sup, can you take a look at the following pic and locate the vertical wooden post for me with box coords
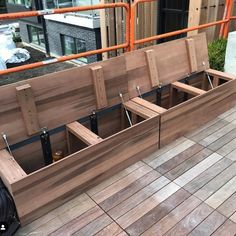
[16,84,40,136]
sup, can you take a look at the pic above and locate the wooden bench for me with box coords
[131,97,167,114]
[0,150,27,194]
[66,122,103,153]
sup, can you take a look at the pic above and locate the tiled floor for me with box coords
[16,106,236,236]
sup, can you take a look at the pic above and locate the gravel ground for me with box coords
[0,46,77,86]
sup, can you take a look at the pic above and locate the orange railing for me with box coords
[0,0,235,76]
[0,3,130,75]
[130,0,234,50]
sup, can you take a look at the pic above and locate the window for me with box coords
[61,35,87,63]
[43,0,99,18]
[7,0,25,4]
[28,25,45,47]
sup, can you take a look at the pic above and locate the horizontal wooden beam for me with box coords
[131,97,167,114]
[0,149,27,195]
[66,122,103,146]
[124,100,159,119]
[171,82,206,96]
[205,69,236,81]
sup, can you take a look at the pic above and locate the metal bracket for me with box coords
[2,133,13,157]
[156,86,162,106]
[90,111,98,135]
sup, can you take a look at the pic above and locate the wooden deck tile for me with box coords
[223,111,236,122]
[205,176,236,209]
[125,189,191,236]
[107,176,170,220]
[16,193,96,236]
[87,162,145,197]
[174,153,223,187]
[156,143,204,175]
[116,182,180,229]
[189,211,226,236]
[49,206,106,236]
[226,149,236,161]
[188,119,230,143]
[218,106,236,119]
[164,203,213,236]
[216,137,236,156]
[212,219,236,236]
[94,222,125,236]
[199,123,236,147]
[195,162,236,201]
[91,165,153,204]
[208,128,236,152]
[165,148,213,181]
[71,214,113,236]
[183,158,233,194]
[147,139,195,169]
[141,195,201,236]
[99,170,161,211]
[217,192,236,218]
[143,137,188,164]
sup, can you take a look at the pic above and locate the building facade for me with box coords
[6,0,102,63]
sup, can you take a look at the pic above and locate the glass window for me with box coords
[7,0,25,4]
[61,34,87,63]
[28,25,45,47]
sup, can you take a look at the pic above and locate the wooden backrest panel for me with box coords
[126,33,209,98]
[0,56,128,148]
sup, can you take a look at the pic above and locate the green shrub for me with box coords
[208,38,227,72]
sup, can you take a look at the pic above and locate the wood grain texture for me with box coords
[142,195,201,236]
[91,65,108,109]
[131,97,167,114]
[171,81,206,96]
[145,49,160,88]
[66,122,103,146]
[0,149,27,195]
[125,189,191,236]
[123,100,159,119]
[189,211,226,236]
[186,38,198,73]
[161,79,236,147]
[212,219,236,236]
[12,116,160,225]
[0,55,128,149]
[107,176,170,220]
[195,162,236,201]
[16,84,40,136]
[164,203,213,236]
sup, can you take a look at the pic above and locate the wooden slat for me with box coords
[161,79,236,147]
[145,49,160,88]
[186,38,198,73]
[16,84,40,136]
[131,97,167,114]
[206,68,236,81]
[0,149,27,194]
[66,121,103,146]
[124,100,159,119]
[187,0,202,36]
[12,116,160,225]
[91,65,108,109]
[171,82,206,96]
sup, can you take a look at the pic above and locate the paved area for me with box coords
[16,106,236,236]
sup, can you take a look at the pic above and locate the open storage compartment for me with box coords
[0,54,160,225]
[0,33,235,226]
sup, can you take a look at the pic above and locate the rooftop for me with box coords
[15,105,236,236]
